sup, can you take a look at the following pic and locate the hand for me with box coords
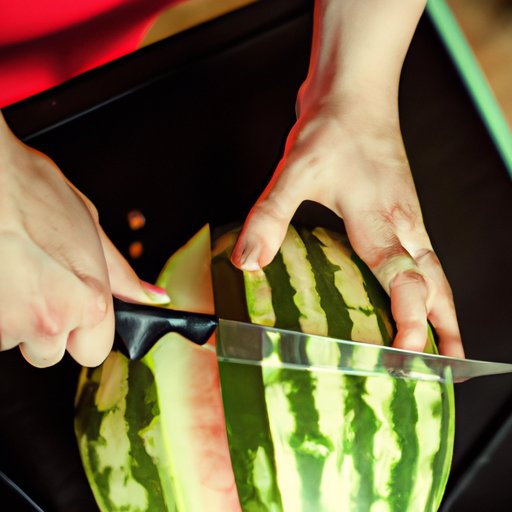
[0,114,169,367]
[231,0,463,358]
[231,97,464,358]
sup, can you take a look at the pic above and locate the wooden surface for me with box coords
[140,0,256,46]
[447,0,512,130]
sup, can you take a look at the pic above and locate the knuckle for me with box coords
[31,302,67,339]
[80,195,99,222]
[252,197,289,224]
[87,203,100,223]
[393,269,426,287]
[367,241,404,270]
[81,278,110,327]
[67,323,114,367]
[381,202,422,233]
[397,316,426,332]
[414,247,437,265]
[0,333,18,352]
[374,253,420,292]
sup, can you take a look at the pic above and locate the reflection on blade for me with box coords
[216,320,512,383]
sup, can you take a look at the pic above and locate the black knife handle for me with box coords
[113,297,219,360]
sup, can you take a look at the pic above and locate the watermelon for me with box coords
[74,224,455,512]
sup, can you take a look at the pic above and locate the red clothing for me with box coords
[0,0,181,107]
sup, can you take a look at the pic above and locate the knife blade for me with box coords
[216,320,512,383]
[113,298,512,383]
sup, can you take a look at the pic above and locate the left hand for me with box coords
[230,97,463,358]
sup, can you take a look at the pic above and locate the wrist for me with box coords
[300,0,426,119]
[297,84,401,133]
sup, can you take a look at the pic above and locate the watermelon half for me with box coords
[74,224,455,511]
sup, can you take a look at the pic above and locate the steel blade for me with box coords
[216,320,512,383]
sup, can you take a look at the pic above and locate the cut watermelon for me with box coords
[75,224,454,511]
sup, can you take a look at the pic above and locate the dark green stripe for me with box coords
[277,366,334,509]
[425,380,455,512]
[299,227,353,341]
[388,379,419,511]
[350,252,395,345]
[125,360,167,510]
[75,368,103,442]
[213,243,283,510]
[264,244,333,507]
[262,249,302,331]
[75,362,126,512]
[302,224,383,507]
[218,362,283,511]
[342,376,379,510]
[262,247,307,370]
[211,253,251,323]
[75,367,115,511]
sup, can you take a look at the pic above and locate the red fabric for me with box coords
[0,0,181,107]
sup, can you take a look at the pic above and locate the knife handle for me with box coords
[113,297,219,360]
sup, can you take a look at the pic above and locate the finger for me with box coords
[14,295,73,366]
[62,182,169,305]
[19,334,68,368]
[23,273,111,367]
[0,255,97,366]
[66,300,115,367]
[343,209,436,352]
[416,250,464,358]
[64,277,115,367]
[349,220,429,352]
[6,283,79,367]
[0,333,19,352]
[430,306,464,358]
[232,165,306,270]
[98,227,170,304]
[390,269,429,352]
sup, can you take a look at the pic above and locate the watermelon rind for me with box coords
[76,223,454,512]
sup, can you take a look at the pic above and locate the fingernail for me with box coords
[231,236,263,271]
[238,248,261,272]
[140,281,171,304]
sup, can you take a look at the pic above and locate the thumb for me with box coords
[231,180,302,270]
[99,227,170,305]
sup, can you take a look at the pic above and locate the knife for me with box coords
[113,298,512,384]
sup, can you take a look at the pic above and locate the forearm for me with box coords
[300,0,426,117]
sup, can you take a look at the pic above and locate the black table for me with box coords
[2,1,512,510]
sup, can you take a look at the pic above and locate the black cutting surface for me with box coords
[2,0,511,509]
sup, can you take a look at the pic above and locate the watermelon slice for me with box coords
[75,225,240,511]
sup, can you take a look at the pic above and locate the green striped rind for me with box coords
[213,224,455,512]
[425,369,455,511]
[126,360,176,511]
[75,352,173,511]
[77,224,240,512]
[262,227,334,509]
[213,242,282,511]
[217,360,282,511]
[303,227,387,344]
[77,223,454,512]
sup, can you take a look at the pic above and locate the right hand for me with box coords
[0,114,169,368]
